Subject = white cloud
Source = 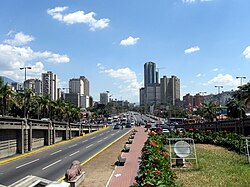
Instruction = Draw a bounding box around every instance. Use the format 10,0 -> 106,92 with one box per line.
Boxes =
47,6 -> 110,31
207,74 -> 239,87
120,36 -> 140,46
243,46 -> 250,59
98,66 -> 143,101
0,32 -> 70,82
4,32 -> 34,46
184,46 -> 200,54
213,68 -> 218,72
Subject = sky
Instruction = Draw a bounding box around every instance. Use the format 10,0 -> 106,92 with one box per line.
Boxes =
1,0 -> 250,103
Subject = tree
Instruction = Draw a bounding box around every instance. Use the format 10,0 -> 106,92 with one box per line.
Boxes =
203,101 -> 217,122
226,99 -> 246,119
0,84 -> 16,116
233,82 -> 250,106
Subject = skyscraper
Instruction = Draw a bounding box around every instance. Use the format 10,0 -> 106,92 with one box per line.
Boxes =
80,76 -> 89,96
42,71 -> 57,100
144,62 -> 158,87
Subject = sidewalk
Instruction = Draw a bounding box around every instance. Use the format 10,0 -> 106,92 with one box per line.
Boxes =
107,126 -> 148,187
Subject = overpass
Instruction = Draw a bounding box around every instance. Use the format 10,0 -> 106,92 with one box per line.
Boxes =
0,116 -> 105,159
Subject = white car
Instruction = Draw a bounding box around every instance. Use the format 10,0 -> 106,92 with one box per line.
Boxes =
162,129 -> 170,134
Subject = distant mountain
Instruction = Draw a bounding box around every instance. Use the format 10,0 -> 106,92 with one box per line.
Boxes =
0,76 -> 16,85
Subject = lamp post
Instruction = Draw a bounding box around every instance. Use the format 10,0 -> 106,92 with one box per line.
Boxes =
215,86 -> 223,106
20,66 -> 32,82
20,66 -> 32,118
236,76 -> 246,87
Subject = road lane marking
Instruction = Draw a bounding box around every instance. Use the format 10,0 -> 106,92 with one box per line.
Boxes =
69,151 -> 80,157
16,159 -> 39,169
69,144 -> 77,148
82,140 -> 88,143
50,150 -> 62,155
111,133 -> 115,136
42,160 -> 62,170
103,137 -> 108,140
97,140 -> 102,143
90,136 -> 96,140
57,127 -> 133,182
86,144 -> 94,148
99,133 -> 104,136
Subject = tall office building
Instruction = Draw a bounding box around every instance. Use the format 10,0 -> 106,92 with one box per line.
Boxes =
42,71 -> 57,100
80,76 -> 89,96
167,75 -> 180,106
160,76 -> 169,104
144,62 -> 158,87
69,78 -> 84,95
100,92 -> 108,105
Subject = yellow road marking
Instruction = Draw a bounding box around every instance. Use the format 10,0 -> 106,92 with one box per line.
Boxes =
57,128 -> 133,182
0,126 -> 109,165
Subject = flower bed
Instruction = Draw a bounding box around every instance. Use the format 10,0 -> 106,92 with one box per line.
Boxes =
133,131 -> 177,187
165,129 -> 243,153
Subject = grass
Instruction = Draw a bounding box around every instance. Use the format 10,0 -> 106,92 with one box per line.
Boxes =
175,144 -> 250,187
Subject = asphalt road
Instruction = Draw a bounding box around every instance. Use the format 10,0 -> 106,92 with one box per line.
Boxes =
0,126 -> 131,186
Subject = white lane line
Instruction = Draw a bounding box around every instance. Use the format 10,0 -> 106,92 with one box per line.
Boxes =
16,159 -> 39,169
111,133 -> 115,136
90,136 -> 96,140
97,140 -> 102,143
50,150 -> 62,155
99,133 -> 104,136
86,144 -> 94,148
103,137 -> 108,140
42,160 -> 62,170
69,144 -> 77,148
69,151 -> 80,157
82,140 -> 88,143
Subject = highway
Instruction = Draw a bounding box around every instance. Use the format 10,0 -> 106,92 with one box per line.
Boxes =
0,126 -> 131,186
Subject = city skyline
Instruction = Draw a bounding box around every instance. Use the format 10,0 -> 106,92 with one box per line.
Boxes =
1,0 -> 250,103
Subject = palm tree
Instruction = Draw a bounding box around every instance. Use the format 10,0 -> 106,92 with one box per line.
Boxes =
39,95 -> 50,118
0,84 -> 16,116
203,101 -> 217,122
233,82 -> 250,106
226,99 -> 246,119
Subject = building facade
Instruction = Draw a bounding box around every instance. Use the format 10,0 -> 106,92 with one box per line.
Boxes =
42,71 -> 57,100
100,92 -> 108,105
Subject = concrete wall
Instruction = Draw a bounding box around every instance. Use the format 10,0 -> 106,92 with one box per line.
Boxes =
32,130 -> 45,149
0,130 -> 17,159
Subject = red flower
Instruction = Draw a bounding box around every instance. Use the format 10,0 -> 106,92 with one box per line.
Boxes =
155,169 -> 161,174
151,131 -> 156,135
189,128 -> 193,131
150,141 -> 157,147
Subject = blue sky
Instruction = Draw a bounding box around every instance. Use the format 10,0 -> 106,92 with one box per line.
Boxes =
1,0 -> 250,103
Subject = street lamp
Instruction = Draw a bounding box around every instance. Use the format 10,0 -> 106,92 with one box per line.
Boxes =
236,76 -> 246,87
215,86 -> 223,106
20,66 -> 32,81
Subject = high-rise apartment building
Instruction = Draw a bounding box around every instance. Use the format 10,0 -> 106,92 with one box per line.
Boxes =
24,79 -> 42,96
167,76 -> 180,106
42,71 -> 57,100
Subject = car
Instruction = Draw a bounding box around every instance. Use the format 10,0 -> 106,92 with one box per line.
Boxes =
125,122 -> 131,128
162,129 -> 170,134
113,124 -> 121,129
